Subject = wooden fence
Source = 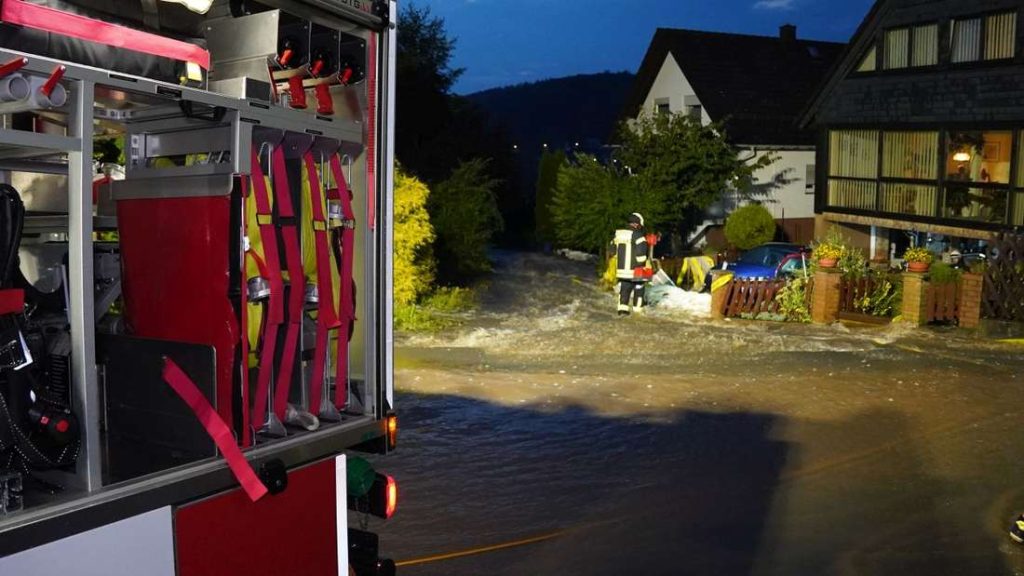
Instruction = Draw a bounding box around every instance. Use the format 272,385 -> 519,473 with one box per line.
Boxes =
718,278 -> 788,318
983,233 -> 1024,322
926,281 -> 960,323
838,276 -> 893,324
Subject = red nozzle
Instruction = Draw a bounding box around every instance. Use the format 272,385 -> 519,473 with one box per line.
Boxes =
41,65 -> 65,98
311,59 -> 325,77
278,48 -> 294,67
288,75 -> 307,109
339,67 -> 353,85
0,57 -> 28,79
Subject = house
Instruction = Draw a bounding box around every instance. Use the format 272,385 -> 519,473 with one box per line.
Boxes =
801,0 -> 1024,262
622,25 -> 845,247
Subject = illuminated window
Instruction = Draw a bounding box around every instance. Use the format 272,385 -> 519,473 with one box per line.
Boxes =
943,131 -> 1012,223
912,24 -> 939,67
951,17 -> 982,63
828,130 -> 879,210
857,46 -> 877,72
986,12 -> 1017,60
884,28 -> 909,69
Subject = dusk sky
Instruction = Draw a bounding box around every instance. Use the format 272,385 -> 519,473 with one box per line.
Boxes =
412,0 -> 876,94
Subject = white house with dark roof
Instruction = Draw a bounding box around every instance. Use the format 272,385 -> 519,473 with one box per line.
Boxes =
622,25 -> 845,247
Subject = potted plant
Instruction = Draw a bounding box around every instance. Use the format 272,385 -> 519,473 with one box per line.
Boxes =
812,241 -> 843,269
903,246 -> 933,273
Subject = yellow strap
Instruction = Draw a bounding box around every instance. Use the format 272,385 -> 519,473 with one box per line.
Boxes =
711,272 -> 734,294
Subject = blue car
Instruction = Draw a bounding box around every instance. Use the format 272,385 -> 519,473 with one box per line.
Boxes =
726,243 -> 808,279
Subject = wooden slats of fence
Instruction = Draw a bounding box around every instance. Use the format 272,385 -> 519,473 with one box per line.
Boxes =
838,275 -> 893,324
720,278 -> 787,318
983,232 -> 1024,322
927,281 -> 960,323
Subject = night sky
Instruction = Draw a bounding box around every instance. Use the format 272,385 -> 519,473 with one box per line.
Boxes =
412,0 -> 877,94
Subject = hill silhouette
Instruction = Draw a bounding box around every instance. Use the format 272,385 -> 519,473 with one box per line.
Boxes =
467,71 -> 636,157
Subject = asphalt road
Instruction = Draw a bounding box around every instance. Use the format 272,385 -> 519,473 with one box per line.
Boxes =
374,252 -> 1024,575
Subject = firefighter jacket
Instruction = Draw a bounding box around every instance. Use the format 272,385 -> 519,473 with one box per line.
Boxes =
613,228 -> 649,280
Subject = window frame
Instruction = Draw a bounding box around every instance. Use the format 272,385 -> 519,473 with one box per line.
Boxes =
949,9 -> 1019,67
823,125 -> 1022,230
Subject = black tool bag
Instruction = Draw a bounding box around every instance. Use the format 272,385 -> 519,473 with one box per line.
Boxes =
0,0 -> 208,84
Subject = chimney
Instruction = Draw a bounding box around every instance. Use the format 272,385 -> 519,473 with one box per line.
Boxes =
780,24 -> 797,43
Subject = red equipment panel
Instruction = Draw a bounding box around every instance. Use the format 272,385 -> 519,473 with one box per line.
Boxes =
175,458 -> 339,576
117,196 -> 239,427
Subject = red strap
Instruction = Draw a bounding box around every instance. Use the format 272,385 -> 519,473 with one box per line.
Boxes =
162,358 -> 267,502
248,150 -> 284,429
271,147 -> 305,420
309,322 -> 328,416
0,289 -> 24,315
250,149 -> 284,324
365,33 -> 378,231
1,0 -> 211,69
329,155 -> 356,409
302,153 -> 341,416
302,153 -> 340,328
238,177 -> 251,447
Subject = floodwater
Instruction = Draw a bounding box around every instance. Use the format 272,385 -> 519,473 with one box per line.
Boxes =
375,251 -> 1024,575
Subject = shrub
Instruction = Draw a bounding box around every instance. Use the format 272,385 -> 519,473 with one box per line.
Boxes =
724,204 -> 776,250
394,166 -> 436,306
775,277 -> 811,322
853,272 -> 902,316
929,261 -> 961,284
430,158 -> 503,283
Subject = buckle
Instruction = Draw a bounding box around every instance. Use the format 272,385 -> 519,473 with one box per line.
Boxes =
247,276 -> 271,302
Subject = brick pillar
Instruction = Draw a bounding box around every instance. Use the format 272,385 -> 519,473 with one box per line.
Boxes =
810,269 -> 841,324
710,271 -> 734,319
901,273 -> 929,326
958,272 -> 984,329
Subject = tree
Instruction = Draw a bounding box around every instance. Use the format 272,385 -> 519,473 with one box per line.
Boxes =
396,3 -> 463,180
429,159 -> 504,283
393,166 -> 435,306
613,112 -> 776,235
724,204 -> 777,250
534,149 -> 565,247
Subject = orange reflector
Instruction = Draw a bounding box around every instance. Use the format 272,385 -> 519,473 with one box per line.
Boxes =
385,475 -> 397,519
386,414 -> 398,450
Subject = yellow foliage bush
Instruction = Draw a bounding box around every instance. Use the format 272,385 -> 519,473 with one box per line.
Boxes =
394,167 -> 435,306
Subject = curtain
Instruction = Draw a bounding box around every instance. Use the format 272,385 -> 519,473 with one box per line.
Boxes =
986,12 -> 1017,60
883,132 -> 938,179
829,130 -> 879,179
951,18 -> 982,63
885,28 -> 909,69
912,24 -> 938,67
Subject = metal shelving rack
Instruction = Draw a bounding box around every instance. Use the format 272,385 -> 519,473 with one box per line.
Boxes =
0,0 -> 393,549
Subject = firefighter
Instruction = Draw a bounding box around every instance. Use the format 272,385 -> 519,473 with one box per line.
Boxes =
612,212 -> 651,316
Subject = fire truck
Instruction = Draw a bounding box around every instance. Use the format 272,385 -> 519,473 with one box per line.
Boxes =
0,1 -> 398,574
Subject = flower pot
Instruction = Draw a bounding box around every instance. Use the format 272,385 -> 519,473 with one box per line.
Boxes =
907,261 -> 929,273
818,258 -> 837,269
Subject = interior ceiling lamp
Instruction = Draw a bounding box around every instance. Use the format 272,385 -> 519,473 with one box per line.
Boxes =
953,151 -> 972,163
161,0 -> 214,13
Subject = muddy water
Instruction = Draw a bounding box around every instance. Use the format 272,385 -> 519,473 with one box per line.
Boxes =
377,251 -> 1024,575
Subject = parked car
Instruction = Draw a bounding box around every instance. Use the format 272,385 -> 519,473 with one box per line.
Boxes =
726,243 -> 809,279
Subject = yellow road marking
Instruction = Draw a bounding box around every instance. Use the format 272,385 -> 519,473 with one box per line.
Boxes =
396,530 -> 568,567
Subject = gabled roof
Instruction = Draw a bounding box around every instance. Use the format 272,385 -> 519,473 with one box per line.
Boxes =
799,0 -> 887,128
622,28 -> 845,146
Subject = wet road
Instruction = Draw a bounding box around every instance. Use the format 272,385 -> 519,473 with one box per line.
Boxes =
375,251 -> 1024,575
